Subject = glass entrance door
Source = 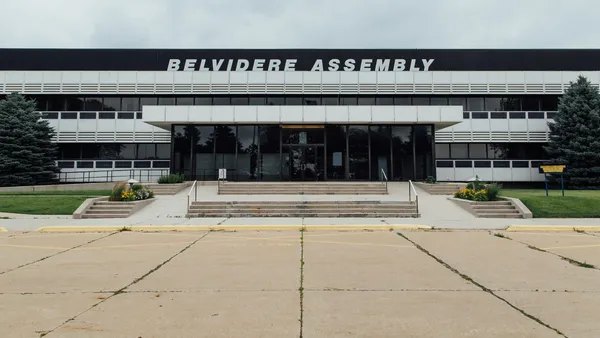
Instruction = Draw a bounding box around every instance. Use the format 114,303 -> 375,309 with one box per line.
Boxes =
288,146 -> 324,181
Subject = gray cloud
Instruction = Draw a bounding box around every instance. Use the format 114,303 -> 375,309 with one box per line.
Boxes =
1,0 -> 599,48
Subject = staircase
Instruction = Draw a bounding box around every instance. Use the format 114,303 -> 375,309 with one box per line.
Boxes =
187,200 -> 418,218
80,200 -> 138,219
470,201 -> 523,218
217,182 -> 388,195
417,183 -> 465,195
144,183 -> 190,195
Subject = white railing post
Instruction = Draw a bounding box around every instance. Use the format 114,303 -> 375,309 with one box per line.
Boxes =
187,180 -> 197,214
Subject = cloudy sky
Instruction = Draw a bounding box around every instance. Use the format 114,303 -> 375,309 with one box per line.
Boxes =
1,0 -> 599,48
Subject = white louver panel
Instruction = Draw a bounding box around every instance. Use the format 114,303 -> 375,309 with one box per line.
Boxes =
396,84 -> 413,93
358,84 -> 378,94
77,132 -> 96,142
469,84 -> 488,93
192,84 -> 210,93
471,132 -> 492,142
57,132 -> 77,142
174,84 -> 192,93
99,84 -> 118,93
526,84 -> 544,93
80,84 -> 99,93
490,132 -> 510,142
211,84 -> 229,94
434,132 -> 453,142
117,84 -> 137,93
133,132 -> 154,142
508,132 -> 529,142
303,84 -> 322,93
155,84 -> 174,94
414,84 -> 433,93
153,132 -> 171,142
488,84 -> 506,93
136,84 -> 155,93
529,132 -> 549,142
451,84 -> 469,93
115,132 -> 135,142
377,84 -> 396,94
433,84 -> 451,93
60,84 -> 79,93
96,132 -> 115,142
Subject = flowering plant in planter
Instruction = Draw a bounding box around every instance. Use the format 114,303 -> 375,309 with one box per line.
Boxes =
454,176 -> 502,201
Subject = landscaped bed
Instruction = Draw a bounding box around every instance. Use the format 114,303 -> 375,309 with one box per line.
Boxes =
0,196 -> 92,215
501,189 -> 600,218
0,190 -> 112,196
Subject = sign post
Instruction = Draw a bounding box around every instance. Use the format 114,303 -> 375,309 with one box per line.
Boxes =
538,165 -> 567,197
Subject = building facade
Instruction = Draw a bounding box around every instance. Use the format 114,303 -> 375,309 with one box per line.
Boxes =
1,49 -> 599,182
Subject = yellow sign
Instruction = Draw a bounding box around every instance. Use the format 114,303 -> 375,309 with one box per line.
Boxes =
540,165 -> 566,173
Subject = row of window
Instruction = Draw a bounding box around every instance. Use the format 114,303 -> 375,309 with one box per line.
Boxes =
22,95 -> 560,112
436,160 -> 545,169
41,112 -> 143,120
463,112 -> 555,119
57,160 -> 170,169
435,143 -> 548,160
57,143 -> 170,160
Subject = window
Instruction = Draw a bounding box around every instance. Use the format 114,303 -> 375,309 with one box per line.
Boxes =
115,161 -> 132,168
547,112 -> 557,120
394,97 -> 411,105
450,144 -> 468,158
348,126 -> 369,180
81,144 -> 99,159
213,97 -> 231,105
512,161 -> 530,168
466,97 -> 484,111
326,125 -> 346,180
58,161 -> 75,169
158,97 -> 176,105
267,97 -> 285,105
340,96 -> 357,105
136,112 -> 143,119
77,161 -> 94,169
249,96 -> 266,105
304,97 -> 321,105
231,96 -> 249,105
357,97 -> 374,106
491,112 -> 507,119
528,112 -> 545,119
469,143 -> 487,158
176,97 -> 193,105
430,97 -> 448,105
214,126 -> 237,176
65,98 -> 84,111
484,97 -> 502,111
194,97 -> 212,105
522,97 -> 540,111
84,97 -> 103,111
140,97 -> 158,106
540,96 -> 559,111
41,112 -> 58,119
370,126 -> 391,180
80,112 -> 96,119
153,161 -> 170,168
122,97 -> 140,111
137,144 -> 156,159
237,126 -> 259,181
412,97 -> 430,105
375,96 -> 393,105
99,112 -> 115,119
118,112 -> 134,119
435,144 -> 450,158
285,97 -> 303,105
500,97 -> 521,111
322,96 -> 339,105
103,97 -> 121,111
449,97 -> 467,109
61,112 -> 77,119
59,144 -> 80,159
96,161 -> 113,169
463,112 -> 470,119
156,144 -> 170,159
509,112 -> 526,119
47,96 -> 65,111
455,161 -> 472,168
472,112 -> 488,119
493,161 -> 510,168
436,161 -> 453,168
474,161 -> 491,168
134,161 -> 152,168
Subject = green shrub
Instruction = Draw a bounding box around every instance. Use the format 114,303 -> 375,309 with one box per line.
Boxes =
425,176 -> 436,184
157,173 -> 185,184
109,182 -> 127,201
485,183 -> 502,201
473,190 -> 488,201
131,183 -> 143,192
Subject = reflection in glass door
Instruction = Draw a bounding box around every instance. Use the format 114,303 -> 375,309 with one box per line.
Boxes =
288,146 -> 324,181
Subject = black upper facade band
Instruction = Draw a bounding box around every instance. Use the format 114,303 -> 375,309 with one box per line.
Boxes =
0,49 -> 600,71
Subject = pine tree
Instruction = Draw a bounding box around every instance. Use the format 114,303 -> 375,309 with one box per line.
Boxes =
0,93 -> 60,186
544,76 -> 600,188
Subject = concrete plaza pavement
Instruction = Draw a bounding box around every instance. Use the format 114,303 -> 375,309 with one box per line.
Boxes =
2,229 -> 600,337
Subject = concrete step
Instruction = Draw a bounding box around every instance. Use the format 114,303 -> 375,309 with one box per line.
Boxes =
189,208 -> 418,214
84,210 -> 132,215
189,205 -> 415,210
471,204 -> 516,210
477,213 -> 523,219
89,206 -> 133,210
187,213 -> 418,218
81,214 -> 131,219
472,201 -> 512,205
190,201 -> 412,205
474,208 -> 519,214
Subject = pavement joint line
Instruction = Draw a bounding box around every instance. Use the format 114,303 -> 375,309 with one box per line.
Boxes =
0,231 -> 118,276
38,231 -> 211,337
395,231 -> 567,337
73,241 -> 196,251
508,237 -> 599,271
0,244 -> 69,251
541,244 -> 600,251
506,225 -> 600,232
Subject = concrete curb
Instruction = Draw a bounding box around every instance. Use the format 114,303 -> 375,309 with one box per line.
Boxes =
500,197 -> 533,218
35,224 -> 431,232
0,227 -> 7,232
506,225 -> 600,232
72,197 -> 107,219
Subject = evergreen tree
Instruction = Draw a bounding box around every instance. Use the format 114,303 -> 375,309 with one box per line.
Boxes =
0,93 -> 60,186
544,76 -> 600,188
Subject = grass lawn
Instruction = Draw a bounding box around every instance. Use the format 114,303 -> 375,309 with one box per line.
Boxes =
0,190 -> 111,196
0,196 -> 91,215
501,189 -> 600,218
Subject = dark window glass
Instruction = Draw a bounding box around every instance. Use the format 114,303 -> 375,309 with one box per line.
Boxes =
158,97 -> 176,105
81,144 -> 99,159
59,144 -> 80,159
528,112 -> 545,119
267,96 -> 285,105
455,161 -> 472,168
466,97 -> 484,111
140,97 -> 158,106
118,112 -> 134,119
472,112 -> 488,119
47,96 -> 65,111
370,126 -> 391,180
430,97 -> 448,105
96,161 -> 113,169
463,112 -> 470,119
285,97 -> 303,105
152,161 -> 170,168
304,97 -> 321,105
493,161 -> 510,168
237,126 -> 259,181
414,125 -> 434,180
348,126 -> 369,180
172,126 -> 193,178
97,144 -> 136,159
491,112 -> 507,119
540,96 -> 559,111
65,97 -> 84,111
487,144 -> 505,159
103,97 -> 121,111
176,97 -> 193,105
122,97 -> 140,111
42,112 -> 58,119
521,97 -> 540,111
214,126 -> 237,176
450,144 -> 468,158
326,125 -> 346,180
249,96 -> 266,105
194,97 -> 212,105
484,97 -> 502,111
61,112 -> 77,119
136,112 -> 143,119
340,96 -> 357,105
509,112 -> 526,119
500,97 -> 521,111
375,96 -> 393,105
392,126 -> 414,180
322,96 -> 339,105
357,97 -> 375,106
469,143 -> 487,158
436,161 -> 453,168
231,96 -> 249,105
547,112 -> 557,120
412,97 -> 430,105
35,96 -> 48,110
84,97 -> 103,111
394,97 -> 411,106
283,128 -> 324,145
195,126 -> 215,180
99,112 -> 115,119
134,161 -> 151,168
258,126 -> 281,181
156,144 -> 170,159
435,144 -> 450,158
77,161 -> 94,169
137,144 -> 156,159
115,161 -> 132,168
212,97 -> 230,105
80,112 -> 96,119
531,161 -> 544,169
512,161 -> 530,168
449,97 -> 467,109
57,161 -> 75,169
474,161 -> 491,168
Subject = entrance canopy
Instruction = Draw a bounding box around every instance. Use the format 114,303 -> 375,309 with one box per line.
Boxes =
143,105 -> 463,130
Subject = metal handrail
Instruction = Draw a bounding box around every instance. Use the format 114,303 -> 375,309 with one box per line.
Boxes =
187,180 -> 197,213
408,180 -> 419,215
380,169 -> 388,191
